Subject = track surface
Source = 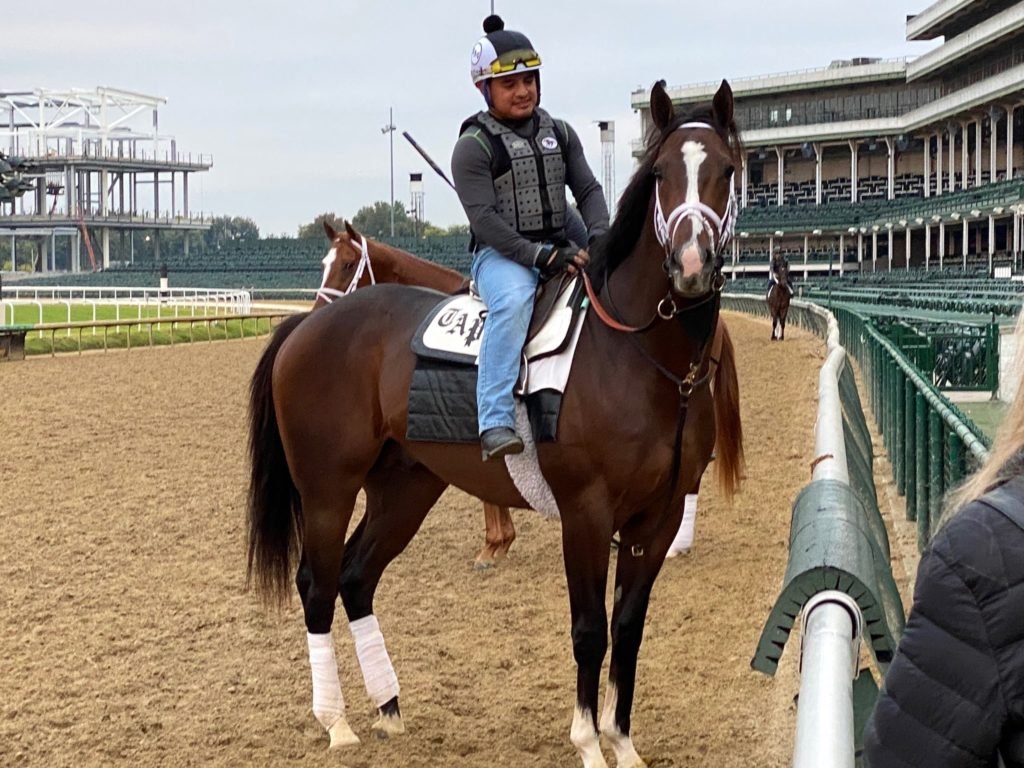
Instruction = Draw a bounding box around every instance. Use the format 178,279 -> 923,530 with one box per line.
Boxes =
0,311 -> 823,767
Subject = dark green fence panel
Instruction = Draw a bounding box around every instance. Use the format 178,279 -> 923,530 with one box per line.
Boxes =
751,480 -> 904,676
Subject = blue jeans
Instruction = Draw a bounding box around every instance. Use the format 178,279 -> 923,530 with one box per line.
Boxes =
471,246 -> 539,434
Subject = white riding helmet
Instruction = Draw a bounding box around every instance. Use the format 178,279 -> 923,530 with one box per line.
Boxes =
469,15 -> 543,85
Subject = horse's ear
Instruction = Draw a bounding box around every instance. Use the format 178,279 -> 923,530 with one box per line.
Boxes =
323,220 -> 337,241
650,79 -> 674,132
345,219 -> 361,241
712,79 -> 734,130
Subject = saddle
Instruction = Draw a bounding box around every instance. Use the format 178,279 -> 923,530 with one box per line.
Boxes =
406,275 -> 587,444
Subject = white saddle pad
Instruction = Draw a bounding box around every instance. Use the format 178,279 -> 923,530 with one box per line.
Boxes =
416,279 -> 582,365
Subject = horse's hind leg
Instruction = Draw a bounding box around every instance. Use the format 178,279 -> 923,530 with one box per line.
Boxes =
338,446 -> 447,739
475,503 -> 516,569
297,482 -> 364,749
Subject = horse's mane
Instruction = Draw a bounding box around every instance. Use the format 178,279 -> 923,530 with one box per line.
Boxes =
587,104 -> 741,289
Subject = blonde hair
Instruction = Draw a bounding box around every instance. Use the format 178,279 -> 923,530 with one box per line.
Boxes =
944,309 -> 1024,519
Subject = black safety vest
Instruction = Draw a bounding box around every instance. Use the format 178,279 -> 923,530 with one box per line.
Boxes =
459,107 -> 568,242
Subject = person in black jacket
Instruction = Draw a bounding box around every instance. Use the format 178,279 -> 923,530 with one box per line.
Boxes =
864,326 -> 1024,767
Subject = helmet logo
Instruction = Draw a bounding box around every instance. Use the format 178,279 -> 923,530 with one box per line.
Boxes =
541,136 -> 558,150
471,43 -> 483,64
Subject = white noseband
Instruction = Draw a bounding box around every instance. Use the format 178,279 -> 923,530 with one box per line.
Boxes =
317,235 -> 376,304
652,122 -> 737,257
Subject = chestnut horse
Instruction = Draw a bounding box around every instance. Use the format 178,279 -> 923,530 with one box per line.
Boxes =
247,80 -> 743,767
767,253 -> 792,341
311,220 -> 516,568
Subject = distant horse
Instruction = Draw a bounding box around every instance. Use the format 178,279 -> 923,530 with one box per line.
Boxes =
767,254 -> 791,341
310,220 -> 516,568
247,79 -> 744,767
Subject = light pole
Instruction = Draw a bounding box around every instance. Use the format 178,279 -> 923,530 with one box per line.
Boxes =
381,108 -> 397,237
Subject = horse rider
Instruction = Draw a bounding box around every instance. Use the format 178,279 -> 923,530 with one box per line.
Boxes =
768,251 -> 793,296
451,14 -> 610,461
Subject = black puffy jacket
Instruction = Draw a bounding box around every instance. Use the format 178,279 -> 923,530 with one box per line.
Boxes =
864,476 -> 1024,767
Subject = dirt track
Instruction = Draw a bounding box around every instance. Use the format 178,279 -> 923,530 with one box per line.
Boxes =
0,311 -> 823,767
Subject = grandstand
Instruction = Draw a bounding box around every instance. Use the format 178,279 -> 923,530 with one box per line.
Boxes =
8,234 -> 473,297
631,0 -> 1024,279
0,87 -> 212,273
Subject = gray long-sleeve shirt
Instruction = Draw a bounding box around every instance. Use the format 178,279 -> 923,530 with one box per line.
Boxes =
451,111 -> 610,268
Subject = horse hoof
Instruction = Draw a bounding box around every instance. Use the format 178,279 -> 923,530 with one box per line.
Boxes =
328,719 -> 361,749
371,712 -> 406,739
473,558 -> 496,571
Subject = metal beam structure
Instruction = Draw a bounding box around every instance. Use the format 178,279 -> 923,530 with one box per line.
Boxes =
0,87 -> 212,273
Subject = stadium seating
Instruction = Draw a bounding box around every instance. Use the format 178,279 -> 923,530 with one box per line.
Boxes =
13,234 -> 475,296
736,177 -> 1024,235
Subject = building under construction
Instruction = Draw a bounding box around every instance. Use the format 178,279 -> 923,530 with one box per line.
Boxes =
0,86 -> 212,273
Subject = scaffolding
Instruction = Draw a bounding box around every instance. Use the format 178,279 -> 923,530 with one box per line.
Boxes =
0,87 -> 213,273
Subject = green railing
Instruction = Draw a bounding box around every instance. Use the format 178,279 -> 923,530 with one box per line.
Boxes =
724,296 -> 992,550
834,306 -> 990,548
875,318 -> 1000,392
732,296 -> 903,757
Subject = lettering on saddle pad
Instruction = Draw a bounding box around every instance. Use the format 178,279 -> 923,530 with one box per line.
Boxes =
438,305 -> 487,346
411,295 -> 488,365
410,279 -> 585,366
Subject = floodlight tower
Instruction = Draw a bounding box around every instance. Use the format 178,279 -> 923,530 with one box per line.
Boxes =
410,172 -> 424,238
382,107 -> 397,237
597,120 -> 615,217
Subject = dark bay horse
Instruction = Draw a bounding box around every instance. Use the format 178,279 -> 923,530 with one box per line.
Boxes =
312,220 -> 517,567
767,253 -> 791,341
247,79 -> 744,767
315,220 -> 737,565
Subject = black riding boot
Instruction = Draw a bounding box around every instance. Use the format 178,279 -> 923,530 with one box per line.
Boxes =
480,427 -> 524,461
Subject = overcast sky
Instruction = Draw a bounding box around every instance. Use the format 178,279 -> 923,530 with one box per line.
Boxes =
7,1 -> 940,236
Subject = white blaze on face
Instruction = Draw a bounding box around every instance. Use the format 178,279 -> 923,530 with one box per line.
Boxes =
678,140 -> 707,277
319,247 -> 336,290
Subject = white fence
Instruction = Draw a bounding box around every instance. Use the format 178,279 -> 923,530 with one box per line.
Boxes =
0,285 -> 252,329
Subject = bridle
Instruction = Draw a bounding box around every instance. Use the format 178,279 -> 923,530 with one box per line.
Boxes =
653,121 -> 738,275
316,235 -> 376,304
582,121 -> 737,333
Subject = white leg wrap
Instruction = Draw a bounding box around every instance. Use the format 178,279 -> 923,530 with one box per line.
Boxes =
350,615 -> 400,707
307,632 -> 345,730
666,493 -> 698,558
570,705 -> 609,768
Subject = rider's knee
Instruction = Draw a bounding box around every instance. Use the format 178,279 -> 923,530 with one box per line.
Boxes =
488,282 -> 535,315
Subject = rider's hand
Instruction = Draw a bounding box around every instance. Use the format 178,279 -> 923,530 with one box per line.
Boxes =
536,244 -> 581,278
570,248 -> 590,274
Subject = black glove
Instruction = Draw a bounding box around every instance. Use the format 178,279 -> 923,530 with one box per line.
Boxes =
535,243 -> 580,279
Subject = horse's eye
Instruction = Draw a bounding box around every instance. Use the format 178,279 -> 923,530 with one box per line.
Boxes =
723,164 -> 735,179
652,166 -> 663,179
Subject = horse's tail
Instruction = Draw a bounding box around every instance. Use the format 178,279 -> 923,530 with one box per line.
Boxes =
713,323 -> 744,500
246,312 -> 308,606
